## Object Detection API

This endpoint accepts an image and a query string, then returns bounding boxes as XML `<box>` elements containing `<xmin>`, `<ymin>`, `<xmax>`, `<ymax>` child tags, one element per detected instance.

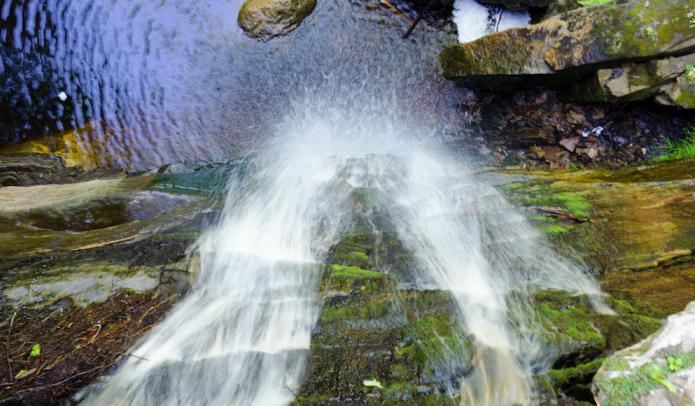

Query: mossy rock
<box><xmin>532</xmin><ymin>290</ymin><xmax>662</xmax><ymax>401</ymax></box>
<box><xmin>440</xmin><ymin>0</ymin><xmax>695</xmax><ymax>88</ymax></box>
<box><xmin>300</xmin><ymin>225</ymin><xmax>469</xmax><ymax>403</ymax></box>
<box><xmin>593</xmin><ymin>302</ymin><xmax>695</xmax><ymax>406</ymax></box>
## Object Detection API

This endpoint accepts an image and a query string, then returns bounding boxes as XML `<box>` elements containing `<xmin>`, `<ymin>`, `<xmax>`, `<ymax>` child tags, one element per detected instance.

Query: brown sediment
<box><xmin>0</xmin><ymin>290</ymin><xmax>177</xmax><ymax>404</ymax></box>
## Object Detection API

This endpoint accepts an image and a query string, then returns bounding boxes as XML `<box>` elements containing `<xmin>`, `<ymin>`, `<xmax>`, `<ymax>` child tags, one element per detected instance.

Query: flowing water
<box><xmin>3</xmin><ymin>0</ymin><xmax>606</xmax><ymax>404</ymax></box>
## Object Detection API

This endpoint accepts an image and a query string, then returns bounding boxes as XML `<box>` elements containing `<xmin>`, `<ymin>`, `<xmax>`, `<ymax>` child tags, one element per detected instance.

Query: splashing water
<box><xmin>79</xmin><ymin>87</ymin><xmax>607</xmax><ymax>404</ymax></box>
<box><xmin>453</xmin><ymin>0</ymin><xmax>530</xmax><ymax>43</ymax></box>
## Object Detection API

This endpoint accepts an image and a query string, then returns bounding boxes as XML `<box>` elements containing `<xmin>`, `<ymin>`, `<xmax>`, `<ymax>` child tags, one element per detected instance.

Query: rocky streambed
<box><xmin>1</xmin><ymin>153</ymin><xmax>694</xmax><ymax>404</ymax></box>
<box><xmin>1</xmin><ymin>0</ymin><xmax>694</xmax><ymax>404</ymax></box>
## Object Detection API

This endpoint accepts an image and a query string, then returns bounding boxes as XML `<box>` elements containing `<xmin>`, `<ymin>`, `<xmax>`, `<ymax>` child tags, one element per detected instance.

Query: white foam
<box><xmin>453</xmin><ymin>0</ymin><xmax>531</xmax><ymax>43</ymax></box>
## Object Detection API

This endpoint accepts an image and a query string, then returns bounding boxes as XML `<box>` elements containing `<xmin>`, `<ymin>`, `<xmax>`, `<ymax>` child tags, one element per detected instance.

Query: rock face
<box><xmin>440</xmin><ymin>0</ymin><xmax>695</xmax><ymax>107</ymax></box>
<box><xmin>477</xmin><ymin>0</ymin><xmax>550</xmax><ymax>12</ymax></box>
<box><xmin>567</xmin><ymin>54</ymin><xmax>695</xmax><ymax>105</ymax></box>
<box><xmin>592</xmin><ymin>302</ymin><xmax>695</xmax><ymax>406</ymax></box>
<box><xmin>237</xmin><ymin>0</ymin><xmax>316</xmax><ymax>40</ymax></box>
<box><xmin>0</xmin><ymin>162</ymin><xmax>220</xmax><ymax>403</ymax></box>
<box><xmin>544</xmin><ymin>0</ymin><xmax>581</xmax><ymax>18</ymax></box>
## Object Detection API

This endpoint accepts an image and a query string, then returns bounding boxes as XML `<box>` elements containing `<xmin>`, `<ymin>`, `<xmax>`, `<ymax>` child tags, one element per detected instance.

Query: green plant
<box><xmin>645</xmin><ymin>26</ymin><xmax>656</xmax><ymax>41</ymax></box>
<box><xmin>685</xmin><ymin>64</ymin><xmax>695</xmax><ymax>85</ymax></box>
<box><xmin>667</xmin><ymin>355</ymin><xmax>685</xmax><ymax>372</ymax></box>
<box><xmin>647</xmin><ymin>364</ymin><xmax>677</xmax><ymax>394</ymax></box>
<box><xmin>655</xmin><ymin>125</ymin><xmax>695</xmax><ymax>162</ymax></box>
<box><xmin>363</xmin><ymin>379</ymin><xmax>383</xmax><ymax>389</ymax></box>
<box><xmin>578</xmin><ymin>0</ymin><xmax>612</xmax><ymax>6</ymax></box>
<box><xmin>29</xmin><ymin>343</ymin><xmax>41</xmax><ymax>357</ymax></box>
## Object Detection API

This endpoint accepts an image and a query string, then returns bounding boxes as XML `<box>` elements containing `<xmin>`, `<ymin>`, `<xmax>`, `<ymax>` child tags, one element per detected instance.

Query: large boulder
<box><xmin>237</xmin><ymin>0</ymin><xmax>316</xmax><ymax>40</ymax></box>
<box><xmin>440</xmin><ymin>0</ymin><xmax>695</xmax><ymax>89</ymax></box>
<box><xmin>592</xmin><ymin>302</ymin><xmax>695</xmax><ymax>406</ymax></box>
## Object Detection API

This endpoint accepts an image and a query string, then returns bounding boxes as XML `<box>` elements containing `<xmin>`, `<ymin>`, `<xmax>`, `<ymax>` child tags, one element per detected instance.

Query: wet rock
<box><xmin>470</xmin><ymin>86</ymin><xmax>693</xmax><ymax>167</ymax></box>
<box><xmin>237</xmin><ymin>0</ymin><xmax>316</xmax><ymax>40</ymax></box>
<box><xmin>440</xmin><ymin>0</ymin><xmax>695</xmax><ymax>89</ymax></box>
<box><xmin>592</xmin><ymin>302</ymin><xmax>695</xmax><ymax>406</ymax></box>
<box><xmin>298</xmin><ymin>191</ymin><xmax>470</xmax><ymax>404</ymax></box>
<box><xmin>544</xmin><ymin>0</ymin><xmax>581</xmax><ymax>19</ymax></box>
<box><xmin>0</xmin><ymin>173</ymin><xmax>201</xmax><ymax>232</ymax></box>
<box><xmin>477</xmin><ymin>0</ymin><xmax>550</xmax><ymax>12</ymax></box>
<box><xmin>560</xmin><ymin>136</ymin><xmax>580</xmax><ymax>152</ymax></box>
<box><xmin>0</xmin><ymin>154</ymin><xmax>71</xmax><ymax>186</ymax></box>
<box><xmin>3</xmin><ymin>260</ymin><xmax>160</xmax><ymax>307</ymax></box>
<box><xmin>567</xmin><ymin>54</ymin><xmax>695</xmax><ymax>105</ymax></box>
<box><xmin>542</xmin><ymin>146</ymin><xmax>570</xmax><ymax>168</ymax></box>
<box><xmin>656</xmin><ymin>74</ymin><xmax>695</xmax><ymax>109</ymax></box>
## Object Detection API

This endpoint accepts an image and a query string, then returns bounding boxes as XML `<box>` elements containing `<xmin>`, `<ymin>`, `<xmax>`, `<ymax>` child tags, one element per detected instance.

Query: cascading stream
<box><xmin>80</xmin><ymin>93</ymin><xmax>607</xmax><ymax>404</ymax></box>
<box><xmin>79</xmin><ymin>133</ymin><xmax>357</xmax><ymax>404</ymax></box>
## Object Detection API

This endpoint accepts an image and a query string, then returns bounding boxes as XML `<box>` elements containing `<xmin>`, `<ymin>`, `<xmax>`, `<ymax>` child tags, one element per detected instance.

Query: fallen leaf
<box><xmin>363</xmin><ymin>378</ymin><xmax>383</xmax><ymax>389</ymax></box>
<box><xmin>30</xmin><ymin>343</ymin><xmax>41</xmax><ymax>358</ymax></box>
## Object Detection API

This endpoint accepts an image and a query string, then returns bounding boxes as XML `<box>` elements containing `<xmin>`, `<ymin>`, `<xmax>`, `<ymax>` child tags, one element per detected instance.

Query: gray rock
<box><xmin>592</xmin><ymin>302</ymin><xmax>695</xmax><ymax>406</ymax></box>
<box><xmin>237</xmin><ymin>0</ymin><xmax>316</xmax><ymax>40</ymax></box>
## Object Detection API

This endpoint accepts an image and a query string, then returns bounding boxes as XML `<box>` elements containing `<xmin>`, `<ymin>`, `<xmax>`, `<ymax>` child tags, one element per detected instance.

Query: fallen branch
<box><xmin>403</xmin><ymin>0</ymin><xmax>436</xmax><ymax>39</ymax></box>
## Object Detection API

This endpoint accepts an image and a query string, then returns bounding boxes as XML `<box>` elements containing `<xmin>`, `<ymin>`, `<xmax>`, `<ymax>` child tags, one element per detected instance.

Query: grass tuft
<box><xmin>655</xmin><ymin>125</ymin><xmax>695</xmax><ymax>162</ymax></box>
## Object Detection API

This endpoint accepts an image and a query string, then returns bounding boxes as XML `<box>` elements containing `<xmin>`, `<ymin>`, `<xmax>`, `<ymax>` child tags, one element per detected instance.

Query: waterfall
<box><xmin>453</xmin><ymin>0</ymin><xmax>531</xmax><ymax>43</ymax></box>
<box><xmin>78</xmin><ymin>88</ymin><xmax>606</xmax><ymax>404</ymax></box>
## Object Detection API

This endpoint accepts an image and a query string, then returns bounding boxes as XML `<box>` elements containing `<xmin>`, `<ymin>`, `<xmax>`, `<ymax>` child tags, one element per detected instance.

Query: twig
<box><xmin>13</xmin><ymin>365</ymin><xmax>111</xmax><ymax>394</ymax></box>
<box><xmin>40</xmin><ymin>308</ymin><xmax>64</xmax><ymax>324</ymax></box>
<box><xmin>7</xmin><ymin>311</ymin><xmax>17</xmax><ymax>380</ymax></box>
<box><xmin>88</xmin><ymin>324</ymin><xmax>102</xmax><ymax>344</ymax></box>
<box><xmin>403</xmin><ymin>0</ymin><xmax>436</xmax><ymax>39</ymax></box>
<box><xmin>136</xmin><ymin>295</ymin><xmax>175</xmax><ymax>325</ymax></box>
<box><xmin>125</xmin><ymin>352</ymin><xmax>150</xmax><ymax>361</ymax></box>
<box><xmin>495</xmin><ymin>8</ymin><xmax>503</xmax><ymax>32</ymax></box>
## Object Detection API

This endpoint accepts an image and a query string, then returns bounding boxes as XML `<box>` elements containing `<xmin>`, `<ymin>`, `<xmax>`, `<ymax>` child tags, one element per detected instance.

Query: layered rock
<box><xmin>566</xmin><ymin>54</ymin><xmax>695</xmax><ymax>106</ymax></box>
<box><xmin>440</xmin><ymin>0</ymin><xmax>695</xmax><ymax>107</ymax></box>
<box><xmin>477</xmin><ymin>0</ymin><xmax>551</xmax><ymax>12</ymax></box>
<box><xmin>237</xmin><ymin>0</ymin><xmax>316</xmax><ymax>40</ymax></box>
<box><xmin>0</xmin><ymin>163</ymin><xmax>221</xmax><ymax>403</ymax></box>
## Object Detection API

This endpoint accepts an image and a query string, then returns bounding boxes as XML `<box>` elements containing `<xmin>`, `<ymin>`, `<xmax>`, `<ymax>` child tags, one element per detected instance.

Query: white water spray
<box><xmin>453</xmin><ymin>0</ymin><xmax>530</xmax><ymax>43</ymax></box>
<box><xmin>80</xmin><ymin>88</ymin><xmax>606</xmax><ymax>404</ymax></box>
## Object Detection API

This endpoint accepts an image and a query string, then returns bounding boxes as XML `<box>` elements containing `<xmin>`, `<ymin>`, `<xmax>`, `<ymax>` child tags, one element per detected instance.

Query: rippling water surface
<box><xmin>1</xmin><ymin>0</ymin><xmax>463</xmax><ymax>168</ymax></box>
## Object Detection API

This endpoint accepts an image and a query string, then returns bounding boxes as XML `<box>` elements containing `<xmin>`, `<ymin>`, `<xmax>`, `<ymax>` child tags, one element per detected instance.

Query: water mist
<box><xmin>78</xmin><ymin>85</ymin><xmax>608</xmax><ymax>405</ymax></box>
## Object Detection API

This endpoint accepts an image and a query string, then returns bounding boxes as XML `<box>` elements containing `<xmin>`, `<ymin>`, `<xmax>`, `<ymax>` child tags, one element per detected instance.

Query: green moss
<box><xmin>383</xmin><ymin>382</ymin><xmax>417</xmax><ymax>400</ymax></box>
<box><xmin>554</xmin><ymin>192</ymin><xmax>592</xmax><ymax>218</ymax></box>
<box><xmin>547</xmin><ymin>358</ymin><xmax>605</xmax><ymax>387</ymax></box>
<box><xmin>543</xmin><ymin>224</ymin><xmax>572</xmax><ymax>235</ymax></box>
<box><xmin>403</xmin><ymin>315</ymin><xmax>450</xmax><ymax>340</ymax></box>
<box><xmin>328</xmin><ymin>264</ymin><xmax>384</xmax><ymax>280</ymax></box>
<box><xmin>597</xmin><ymin>351</ymin><xmax>695</xmax><ymax>405</ymax></box>
<box><xmin>535</xmin><ymin>290</ymin><xmax>605</xmax><ymax>347</ymax></box>
<box><xmin>342</xmin><ymin>250</ymin><xmax>370</xmax><ymax>267</ymax></box>
<box><xmin>578</xmin><ymin>0</ymin><xmax>612</xmax><ymax>6</ymax></box>
<box><xmin>318</xmin><ymin>299</ymin><xmax>390</xmax><ymax>324</ymax></box>
<box><xmin>506</xmin><ymin>181</ymin><xmax>593</xmax><ymax>220</ymax></box>
<box><xmin>598</xmin><ymin>371</ymin><xmax>657</xmax><ymax>406</ymax></box>
<box><xmin>504</xmin><ymin>182</ymin><xmax>525</xmax><ymax>191</ymax></box>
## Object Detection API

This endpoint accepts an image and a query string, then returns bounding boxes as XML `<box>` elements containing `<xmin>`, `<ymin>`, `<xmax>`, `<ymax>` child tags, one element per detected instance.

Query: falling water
<box><xmin>452</xmin><ymin>0</ymin><xmax>530</xmax><ymax>43</ymax></box>
<box><xmin>78</xmin><ymin>84</ymin><xmax>607</xmax><ymax>404</ymax></box>
<box><xmin>4</xmin><ymin>0</ymin><xmax>605</xmax><ymax>403</ymax></box>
